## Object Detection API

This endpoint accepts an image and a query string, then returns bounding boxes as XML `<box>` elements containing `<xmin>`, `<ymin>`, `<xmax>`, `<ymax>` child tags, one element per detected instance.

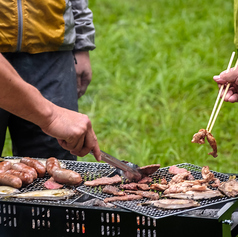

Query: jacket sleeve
<box><xmin>71</xmin><ymin>0</ymin><xmax>96</xmax><ymax>51</ymax></box>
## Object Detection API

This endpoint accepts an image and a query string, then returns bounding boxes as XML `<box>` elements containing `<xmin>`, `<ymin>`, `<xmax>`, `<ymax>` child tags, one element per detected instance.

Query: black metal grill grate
<box><xmin>77</xmin><ymin>163</ymin><xmax>238</xmax><ymax>219</ymax></box>
<box><xmin>1</xmin><ymin>157</ymin><xmax>116</xmax><ymax>205</ymax></box>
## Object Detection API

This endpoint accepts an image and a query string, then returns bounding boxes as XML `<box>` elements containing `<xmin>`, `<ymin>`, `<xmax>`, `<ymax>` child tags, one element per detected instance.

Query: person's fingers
<box><xmin>228</xmin><ymin>93</ymin><xmax>238</xmax><ymax>103</ymax></box>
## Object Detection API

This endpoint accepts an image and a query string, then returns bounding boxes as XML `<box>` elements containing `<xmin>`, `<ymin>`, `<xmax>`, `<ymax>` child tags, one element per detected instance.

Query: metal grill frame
<box><xmin>77</xmin><ymin>163</ymin><xmax>238</xmax><ymax>219</ymax></box>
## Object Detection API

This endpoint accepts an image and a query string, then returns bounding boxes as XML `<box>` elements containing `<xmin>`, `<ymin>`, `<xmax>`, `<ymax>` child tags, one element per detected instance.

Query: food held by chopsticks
<box><xmin>191</xmin><ymin>129</ymin><xmax>217</xmax><ymax>158</ymax></box>
<box><xmin>192</xmin><ymin>52</ymin><xmax>238</xmax><ymax>158</ymax></box>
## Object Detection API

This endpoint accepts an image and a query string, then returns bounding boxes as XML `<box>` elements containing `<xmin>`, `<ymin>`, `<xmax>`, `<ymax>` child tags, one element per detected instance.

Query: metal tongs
<box><xmin>90</xmin><ymin>150</ymin><xmax>142</xmax><ymax>181</ymax></box>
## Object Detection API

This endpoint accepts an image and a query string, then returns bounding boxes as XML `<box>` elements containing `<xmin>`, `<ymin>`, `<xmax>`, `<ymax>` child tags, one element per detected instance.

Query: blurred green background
<box><xmin>2</xmin><ymin>0</ymin><xmax>238</xmax><ymax>173</ymax></box>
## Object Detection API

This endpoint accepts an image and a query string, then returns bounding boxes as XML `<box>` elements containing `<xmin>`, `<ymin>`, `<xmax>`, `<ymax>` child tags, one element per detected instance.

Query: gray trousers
<box><xmin>0</xmin><ymin>51</ymin><xmax>78</xmax><ymax>160</ymax></box>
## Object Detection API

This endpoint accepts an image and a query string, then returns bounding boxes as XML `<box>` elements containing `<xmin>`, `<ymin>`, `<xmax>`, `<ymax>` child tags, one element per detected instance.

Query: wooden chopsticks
<box><xmin>206</xmin><ymin>52</ymin><xmax>238</xmax><ymax>133</ymax></box>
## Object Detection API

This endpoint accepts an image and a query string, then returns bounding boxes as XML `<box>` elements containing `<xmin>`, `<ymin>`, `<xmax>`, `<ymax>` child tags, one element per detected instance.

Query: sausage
<box><xmin>11</xmin><ymin>163</ymin><xmax>38</xmax><ymax>180</ymax></box>
<box><xmin>0</xmin><ymin>172</ymin><xmax>22</xmax><ymax>188</ymax></box>
<box><xmin>52</xmin><ymin>168</ymin><xmax>82</xmax><ymax>185</ymax></box>
<box><xmin>6</xmin><ymin>169</ymin><xmax>34</xmax><ymax>186</ymax></box>
<box><xmin>46</xmin><ymin>157</ymin><xmax>61</xmax><ymax>176</ymax></box>
<box><xmin>20</xmin><ymin>157</ymin><xmax>46</xmax><ymax>178</ymax></box>
<box><xmin>0</xmin><ymin>161</ymin><xmax>12</xmax><ymax>173</ymax></box>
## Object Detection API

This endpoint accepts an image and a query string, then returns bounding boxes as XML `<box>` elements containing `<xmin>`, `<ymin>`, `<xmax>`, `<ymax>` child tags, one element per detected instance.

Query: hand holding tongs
<box><xmin>90</xmin><ymin>150</ymin><xmax>142</xmax><ymax>181</ymax></box>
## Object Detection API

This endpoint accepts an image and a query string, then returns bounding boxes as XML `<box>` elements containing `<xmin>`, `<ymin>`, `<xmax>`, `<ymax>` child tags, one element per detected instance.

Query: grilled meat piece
<box><xmin>150</xmin><ymin>183</ymin><xmax>168</xmax><ymax>191</ymax></box>
<box><xmin>191</xmin><ymin>129</ymin><xmax>218</xmax><ymax>158</ymax></box>
<box><xmin>21</xmin><ymin>157</ymin><xmax>46</xmax><ymax>178</ymax></box>
<box><xmin>140</xmin><ymin>199</ymin><xmax>200</xmax><ymax>209</ymax></box>
<box><xmin>162</xmin><ymin>189</ymin><xmax>223</xmax><ymax>200</ymax></box>
<box><xmin>0</xmin><ymin>161</ymin><xmax>12</xmax><ymax>173</ymax></box>
<box><xmin>104</xmin><ymin>194</ymin><xmax>143</xmax><ymax>203</ymax></box>
<box><xmin>120</xmin><ymin>183</ymin><xmax>150</xmax><ymax>191</ymax></box>
<box><xmin>84</xmin><ymin>175</ymin><xmax>122</xmax><ymax>187</ymax></box>
<box><xmin>218</xmin><ymin>179</ymin><xmax>238</xmax><ymax>197</ymax></box>
<box><xmin>191</xmin><ymin>129</ymin><xmax>206</xmax><ymax>144</ymax></box>
<box><xmin>103</xmin><ymin>185</ymin><xmax>125</xmax><ymax>196</ymax></box>
<box><xmin>201</xmin><ymin>166</ymin><xmax>214</xmax><ymax>182</ymax></box>
<box><xmin>6</xmin><ymin>169</ymin><xmax>34</xmax><ymax>186</ymax></box>
<box><xmin>46</xmin><ymin>157</ymin><xmax>61</xmax><ymax>176</ymax></box>
<box><xmin>170</xmin><ymin>171</ymin><xmax>192</xmax><ymax>184</ymax></box>
<box><xmin>168</xmin><ymin>165</ymin><xmax>188</xmax><ymax>175</ymax></box>
<box><xmin>163</xmin><ymin>180</ymin><xmax>207</xmax><ymax>194</ymax></box>
<box><xmin>125</xmin><ymin>190</ymin><xmax>160</xmax><ymax>200</ymax></box>
<box><xmin>206</xmin><ymin>132</ymin><xmax>218</xmax><ymax>158</ymax></box>
<box><xmin>44</xmin><ymin>177</ymin><xmax>64</xmax><ymax>189</ymax></box>
<box><xmin>138</xmin><ymin>176</ymin><xmax>153</xmax><ymax>184</ymax></box>
<box><xmin>52</xmin><ymin>168</ymin><xmax>82</xmax><ymax>186</ymax></box>
<box><xmin>138</xmin><ymin>164</ymin><xmax>160</xmax><ymax>177</ymax></box>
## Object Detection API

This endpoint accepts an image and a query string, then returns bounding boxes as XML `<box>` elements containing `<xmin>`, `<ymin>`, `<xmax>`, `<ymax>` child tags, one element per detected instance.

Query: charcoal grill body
<box><xmin>0</xmin><ymin>198</ymin><xmax>237</xmax><ymax>237</ymax></box>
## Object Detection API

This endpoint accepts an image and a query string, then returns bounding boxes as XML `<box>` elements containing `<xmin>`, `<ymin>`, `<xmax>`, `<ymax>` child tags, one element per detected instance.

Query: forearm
<box><xmin>0</xmin><ymin>54</ymin><xmax>54</xmax><ymax>128</ymax></box>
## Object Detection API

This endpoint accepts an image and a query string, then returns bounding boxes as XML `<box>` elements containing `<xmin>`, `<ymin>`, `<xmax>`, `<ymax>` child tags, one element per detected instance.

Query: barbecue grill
<box><xmin>0</xmin><ymin>157</ymin><xmax>237</xmax><ymax>237</ymax></box>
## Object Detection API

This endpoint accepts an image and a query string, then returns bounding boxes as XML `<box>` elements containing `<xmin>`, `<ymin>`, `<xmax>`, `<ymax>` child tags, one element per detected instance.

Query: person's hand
<box><xmin>41</xmin><ymin>106</ymin><xmax>101</xmax><ymax>161</ymax></box>
<box><xmin>213</xmin><ymin>66</ymin><xmax>238</xmax><ymax>103</ymax></box>
<box><xmin>74</xmin><ymin>51</ymin><xmax>92</xmax><ymax>98</ymax></box>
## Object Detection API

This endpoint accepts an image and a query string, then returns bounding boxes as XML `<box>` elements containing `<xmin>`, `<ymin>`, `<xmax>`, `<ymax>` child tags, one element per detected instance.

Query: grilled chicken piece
<box><xmin>191</xmin><ymin>129</ymin><xmax>207</xmax><ymax>144</ymax></box>
<box><xmin>140</xmin><ymin>199</ymin><xmax>200</xmax><ymax>209</ymax></box>
<box><xmin>206</xmin><ymin>132</ymin><xmax>218</xmax><ymax>158</ymax></box>
<box><xmin>162</xmin><ymin>189</ymin><xmax>223</xmax><ymax>200</ymax></box>
<box><xmin>201</xmin><ymin>166</ymin><xmax>214</xmax><ymax>182</ymax></box>
<box><xmin>150</xmin><ymin>183</ymin><xmax>168</xmax><ymax>191</ymax></box>
<box><xmin>191</xmin><ymin>129</ymin><xmax>218</xmax><ymax>158</ymax></box>
<box><xmin>218</xmin><ymin>179</ymin><xmax>238</xmax><ymax>197</ymax></box>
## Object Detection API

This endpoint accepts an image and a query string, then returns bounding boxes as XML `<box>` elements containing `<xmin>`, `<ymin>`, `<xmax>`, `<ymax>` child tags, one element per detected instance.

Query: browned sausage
<box><xmin>6</xmin><ymin>169</ymin><xmax>34</xmax><ymax>186</ymax></box>
<box><xmin>0</xmin><ymin>161</ymin><xmax>12</xmax><ymax>173</ymax></box>
<box><xmin>46</xmin><ymin>157</ymin><xmax>61</xmax><ymax>176</ymax></box>
<box><xmin>52</xmin><ymin>168</ymin><xmax>82</xmax><ymax>185</ymax></box>
<box><xmin>11</xmin><ymin>163</ymin><xmax>37</xmax><ymax>180</ymax></box>
<box><xmin>20</xmin><ymin>157</ymin><xmax>46</xmax><ymax>178</ymax></box>
<box><xmin>0</xmin><ymin>173</ymin><xmax>22</xmax><ymax>188</ymax></box>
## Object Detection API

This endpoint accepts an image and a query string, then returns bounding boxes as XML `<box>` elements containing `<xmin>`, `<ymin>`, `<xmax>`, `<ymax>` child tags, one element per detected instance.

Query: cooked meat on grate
<box><xmin>210</xmin><ymin>178</ymin><xmax>221</xmax><ymax>188</ymax></box>
<box><xmin>120</xmin><ymin>183</ymin><xmax>150</xmax><ymax>191</ymax></box>
<box><xmin>11</xmin><ymin>163</ymin><xmax>37</xmax><ymax>180</ymax></box>
<box><xmin>163</xmin><ymin>181</ymin><xmax>208</xmax><ymax>194</ymax></box>
<box><xmin>0</xmin><ymin>161</ymin><xmax>12</xmax><ymax>173</ymax></box>
<box><xmin>104</xmin><ymin>194</ymin><xmax>143</xmax><ymax>203</ymax></box>
<box><xmin>218</xmin><ymin>179</ymin><xmax>238</xmax><ymax>197</ymax></box>
<box><xmin>51</xmin><ymin>168</ymin><xmax>82</xmax><ymax>186</ymax></box>
<box><xmin>44</xmin><ymin>177</ymin><xmax>64</xmax><ymax>189</ymax></box>
<box><xmin>20</xmin><ymin>157</ymin><xmax>46</xmax><ymax>178</ymax></box>
<box><xmin>125</xmin><ymin>190</ymin><xmax>160</xmax><ymax>200</ymax></box>
<box><xmin>140</xmin><ymin>199</ymin><xmax>200</xmax><ymax>209</ymax></box>
<box><xmin>170</xmin><ymin>171</ymin><xmax>192</xmax><ymax>184</ymax></box>
<box><xmin>102</xmin><ymin>185</ymin><xmax>125</xmax><ymax>196</ymax></box>
<box><xmin>168</xmin><ymin>165</ymin><xmax>188</xmax><ymax>175</ymax></box>
<box><xmin>150</xmin><ymin>183</ymin><xmax>168</xmax><ymax>191</ymax></box>
<box><xmin>6</xmin><ymin>169</ymin><xmax>34</xmax><ymax>186</ymax></box>
<box><xmin>160</xmin><ymin>178</ymin><xmax>168</xmax><ymax>185</ymax></box>
<box><xmin>0</xmin><ymin>172</ymin><xmax>22</xmax><ymax>188</ymax></box>
<box><xmin>84</xmin><ymin>175</ymin><xmax>122</xmax><ymax>186</ymax></box>
<box><xmin>46</xmin><ymin>157</ymin><xmax>61</xmax><ymax>176</ymax></box>
<box><xmin>138</xmin><ymin>164</ymin><xmax>160</xmax><ymax>177</ymax></box>
<box><xmin>201</xmin><ymin>166</ymin><xmax>214</xmax><ymax>182</ymax></box>
<box><xmin>162</xmin><ymin>189</ymin><xmax>223</xmax><ymax>200</ymax></box>
<box><xmin>138</xmin><ymin>176</ymin><xmax>153</xmax><ymax>184</ymax></box>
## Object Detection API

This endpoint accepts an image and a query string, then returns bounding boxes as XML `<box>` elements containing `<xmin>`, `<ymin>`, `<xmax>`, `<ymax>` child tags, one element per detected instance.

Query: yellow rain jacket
<box><xmin>0</xmin><ymin>0</ymin><xmax>95</xmax><ymax>54</ymax></box>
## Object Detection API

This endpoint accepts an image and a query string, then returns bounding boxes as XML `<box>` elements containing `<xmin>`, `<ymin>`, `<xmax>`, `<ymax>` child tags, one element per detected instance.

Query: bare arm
<box><xmin>0</xmin><ymin>54</ymin><xmax>101</xmax><ymax>161</ymax></box>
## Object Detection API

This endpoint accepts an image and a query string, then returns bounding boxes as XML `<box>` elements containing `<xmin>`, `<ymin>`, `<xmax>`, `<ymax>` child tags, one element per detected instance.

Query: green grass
<box><xmin>3</xmin><ymin>0</ymin><xmax>238</xmax><ymax>174</ymax></box>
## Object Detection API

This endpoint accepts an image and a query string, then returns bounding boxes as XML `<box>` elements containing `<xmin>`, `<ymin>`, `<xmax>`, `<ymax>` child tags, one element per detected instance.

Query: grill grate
<box><xmin>1</xmin><ymin>157</ymin><xmax>116</xmax><ymax>205</ymax></box>
<box><xmin>77</xmin><ymin>163</ymin><xmax>238</xmax><ymax>219</ymax></box>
